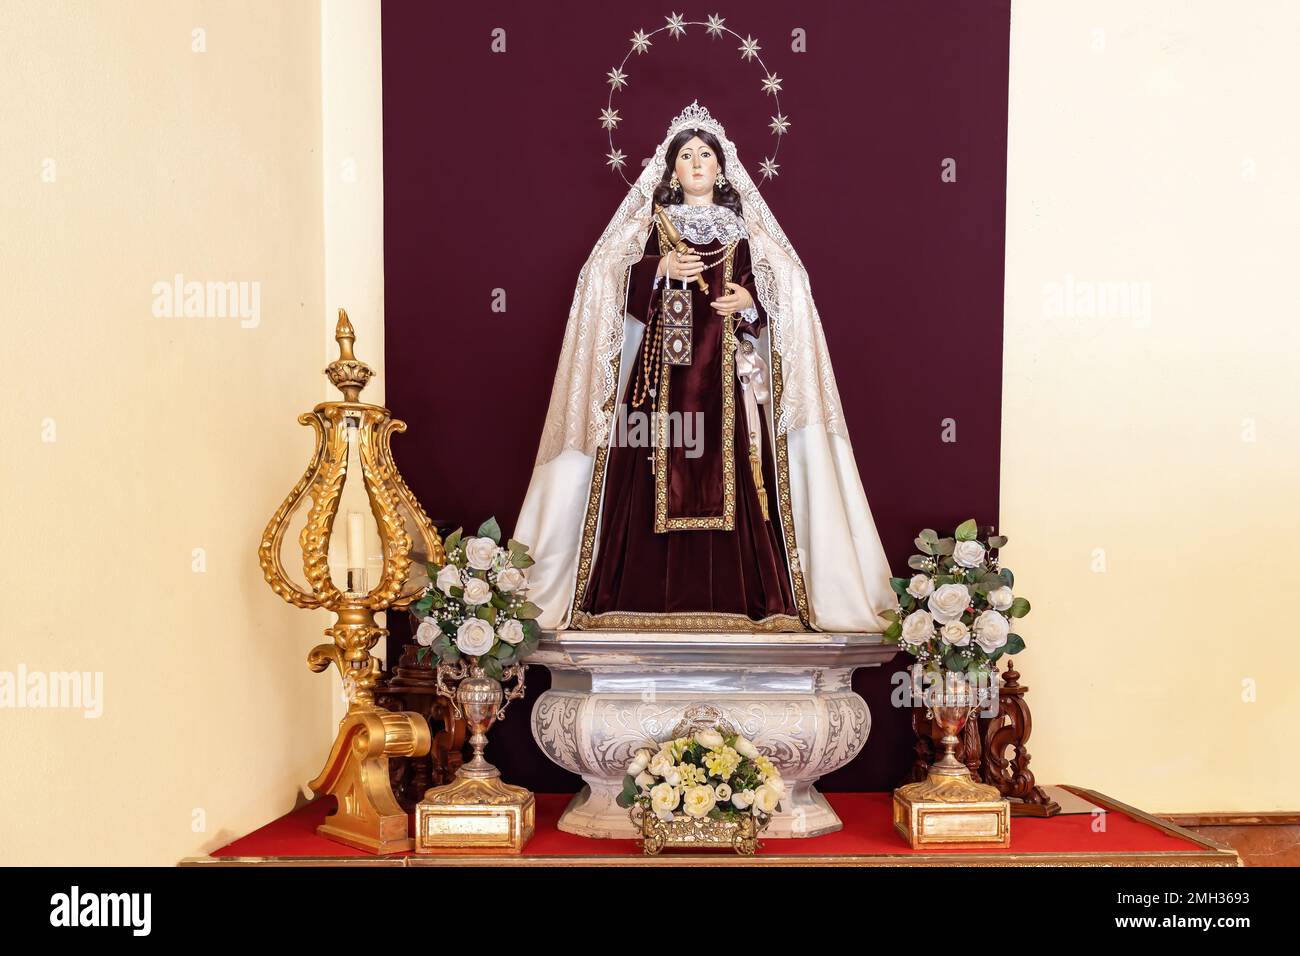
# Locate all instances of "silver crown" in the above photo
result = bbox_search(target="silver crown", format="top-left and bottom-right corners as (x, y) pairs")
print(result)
(668, 100), (726, 140)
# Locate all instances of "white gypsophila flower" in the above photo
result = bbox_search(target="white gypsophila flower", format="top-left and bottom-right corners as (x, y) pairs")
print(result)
(928, 583), (971, 624)
(463, 536), (498, 571)
(953, 540), (986, 569)
(906, 574), (934, 599)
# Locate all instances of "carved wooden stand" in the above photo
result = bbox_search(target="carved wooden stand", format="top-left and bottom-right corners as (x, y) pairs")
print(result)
(377, 644), (467, 812)
(906, 662), (1060, 817)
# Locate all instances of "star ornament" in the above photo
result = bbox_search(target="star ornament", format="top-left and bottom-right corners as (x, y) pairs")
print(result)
(606, 148), (628, 172)
(705, 14), (726, 38)
(665, 12), (687, 38)
(630, 30), (652, 54)
(761, 72), (783, 95)
(769, 113), (790, 136)
(738, 35), (761, 61)
(606, 66), (628, 91)
(759, 157), (780, 180)
(599, 107), (622, 130)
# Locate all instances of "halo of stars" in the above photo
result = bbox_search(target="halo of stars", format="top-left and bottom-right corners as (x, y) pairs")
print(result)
(599, 12), (789, 186)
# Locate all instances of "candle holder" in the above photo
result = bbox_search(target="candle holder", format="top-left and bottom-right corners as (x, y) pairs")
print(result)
(258, 309), (445, 854)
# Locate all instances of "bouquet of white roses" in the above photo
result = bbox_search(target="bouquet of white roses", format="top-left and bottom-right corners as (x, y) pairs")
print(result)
(616, 730), (784, 824)
(408, 517), (541, 681)
(881, 518), (1030, 676)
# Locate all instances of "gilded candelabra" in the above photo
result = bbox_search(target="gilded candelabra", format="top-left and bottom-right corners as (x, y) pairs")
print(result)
(259, 309), (445, 854)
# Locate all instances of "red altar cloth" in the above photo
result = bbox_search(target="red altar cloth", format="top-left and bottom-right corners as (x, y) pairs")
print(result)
(209, 791), (1208, 861)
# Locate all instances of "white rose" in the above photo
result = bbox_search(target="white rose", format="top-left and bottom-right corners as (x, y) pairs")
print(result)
(497, 618), (524, 645)
(733, 735), (759, 759)
(988, 586), (1014, 611)
(972, 609), (1010, 653)
(906, 574), (934, 600)
(414, 617), (440, 647)
(940, 620), (970, 646)
(682, 785), (717, 818)
(928, 583), (971, 624)
(714, 783), (732, 801)
(635, 771), (656, 790)
(454, 618), (495, 657)
(731, 789), (754, 810)
(953, 540), (986, 569)
(650, 782), (680, 815)
(695, 729), (725, 750)
(648, 751), (675, 779)
(753, 783), (781, 814)
(497, 566), (526, 592)
(435, 563), (461, 596)
(901, 609), (935, 646)
(464, 536), (498, 571)
(461, 577), (492, 606)
(626, 748), (652, 776)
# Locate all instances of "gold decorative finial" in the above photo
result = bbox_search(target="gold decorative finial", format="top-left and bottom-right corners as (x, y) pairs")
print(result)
(326, 307), (374, 402)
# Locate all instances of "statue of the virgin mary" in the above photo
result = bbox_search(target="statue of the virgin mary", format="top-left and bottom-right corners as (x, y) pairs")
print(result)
(515, 102), (896, 633)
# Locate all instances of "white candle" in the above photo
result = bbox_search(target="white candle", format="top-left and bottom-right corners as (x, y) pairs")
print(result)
(347, 511), (365, 570)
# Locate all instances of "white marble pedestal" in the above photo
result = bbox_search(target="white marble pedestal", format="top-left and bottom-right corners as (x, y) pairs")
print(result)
(529, 630), (893, 839)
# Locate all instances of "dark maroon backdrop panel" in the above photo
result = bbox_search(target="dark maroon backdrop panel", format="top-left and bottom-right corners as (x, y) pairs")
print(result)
(381, 1), (1010, 793)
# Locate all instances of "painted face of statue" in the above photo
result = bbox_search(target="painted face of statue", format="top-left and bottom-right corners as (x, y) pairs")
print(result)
(673, 135), (719, 202)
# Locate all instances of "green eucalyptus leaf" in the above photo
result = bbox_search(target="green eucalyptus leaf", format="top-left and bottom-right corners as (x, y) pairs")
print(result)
(443, 528), (463, 552)
(476, 517), (502, 543)
(1005, 634), (1026, 654)
(515, 601), (543, 620)
(914, 536), (934, 556)
(907, 555), (930, 571)
(955, 519), (979, 541)
(1009, 597), (1031, 619)
(933, 538), (955, 555)
(988, 535), (1008, 548)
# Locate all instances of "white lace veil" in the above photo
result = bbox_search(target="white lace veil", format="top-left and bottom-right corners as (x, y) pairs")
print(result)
(534, 101), (849, 468)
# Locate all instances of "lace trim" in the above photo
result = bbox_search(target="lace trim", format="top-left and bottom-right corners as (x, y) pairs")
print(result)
(663, 202), (748, 244)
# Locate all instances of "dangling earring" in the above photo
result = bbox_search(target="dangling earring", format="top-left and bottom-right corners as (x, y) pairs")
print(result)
(669, 173), (680, 191)
(715, 171), (727, 189)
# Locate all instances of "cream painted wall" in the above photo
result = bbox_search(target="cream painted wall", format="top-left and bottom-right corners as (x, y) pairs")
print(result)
(1001, 1), (1299, 812)
(0, 0), (348, 864)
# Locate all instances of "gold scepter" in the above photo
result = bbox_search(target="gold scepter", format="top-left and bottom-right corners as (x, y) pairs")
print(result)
(654, 203), (710, 293)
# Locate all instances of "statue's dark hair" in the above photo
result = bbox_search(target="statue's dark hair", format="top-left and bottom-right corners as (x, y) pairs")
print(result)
(652, 128), (743, 219)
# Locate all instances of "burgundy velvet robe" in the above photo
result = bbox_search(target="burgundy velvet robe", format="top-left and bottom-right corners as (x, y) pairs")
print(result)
(578, 226), (798, 622)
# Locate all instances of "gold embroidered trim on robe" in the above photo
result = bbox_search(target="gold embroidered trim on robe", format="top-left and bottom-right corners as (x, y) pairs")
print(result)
(653, 231), (736, 532)
(570, 609), (805, 633)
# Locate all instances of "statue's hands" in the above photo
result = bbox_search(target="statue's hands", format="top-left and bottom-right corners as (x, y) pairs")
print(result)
(711, 281), (753, 317)
(659, 250), (704, 282)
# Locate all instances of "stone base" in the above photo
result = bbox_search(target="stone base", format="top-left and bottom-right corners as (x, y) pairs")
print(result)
(530, 630), (893, 839)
